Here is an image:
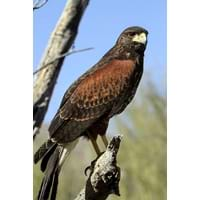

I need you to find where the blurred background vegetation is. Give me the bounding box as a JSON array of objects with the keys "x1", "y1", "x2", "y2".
[{"x1": 33, "y1": 78, "x2": 166, "y2": 200}]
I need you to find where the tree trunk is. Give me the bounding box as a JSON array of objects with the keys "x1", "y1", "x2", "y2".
[{"x1": 33, "y1": 0, "x2": 90, "y2": 139}]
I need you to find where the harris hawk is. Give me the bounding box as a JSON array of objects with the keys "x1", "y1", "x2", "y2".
[{"x1": 34, "y1": 26, "x2": 148, "y2": 200}]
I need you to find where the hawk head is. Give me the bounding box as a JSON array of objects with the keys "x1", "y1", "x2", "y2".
[{"x1": 116, "y1": 26, "x2": 148, "y2": 54}]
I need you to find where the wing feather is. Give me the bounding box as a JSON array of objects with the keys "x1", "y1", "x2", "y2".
[{"x1": 49, "y1": 59, "x2": 135, "y2": 139}]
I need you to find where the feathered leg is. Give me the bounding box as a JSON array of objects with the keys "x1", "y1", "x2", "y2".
[
  {"x1": 87, "y1": 132, "x2": 101, "y2": 155},
  {"x1": 101, "y1": 135, "x2": 109, "y2": 147}
]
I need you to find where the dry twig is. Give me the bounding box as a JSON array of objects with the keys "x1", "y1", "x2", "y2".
[
  {"x1": 33, "y1": 0, "x2": 48, "y2": 10},
  {"x1": 33, "y1": 47, "x2": 93, "y2": 75}
]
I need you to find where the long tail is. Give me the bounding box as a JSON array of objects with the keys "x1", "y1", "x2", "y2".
[{"x1": 34, "y1": 140, "x2": 78, "y2": 200}]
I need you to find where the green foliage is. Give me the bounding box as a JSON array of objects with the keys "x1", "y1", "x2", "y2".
[
  {"x1": 110, "y1": 81, "x2": 166, "y2": 200},
  {"x1": 33, "y1": 80, "x2": 166, "y2": 200}
]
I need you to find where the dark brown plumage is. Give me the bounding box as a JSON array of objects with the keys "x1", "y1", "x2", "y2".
[{"x1": 34, "y1": 26, "x2": 148, "y2": 200}]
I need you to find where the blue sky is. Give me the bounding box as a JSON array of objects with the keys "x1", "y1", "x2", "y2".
[{"x1": 34, "y1": 0, "x2": 166, "y2": 123}]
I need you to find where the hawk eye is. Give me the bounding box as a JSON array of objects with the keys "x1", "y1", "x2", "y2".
[{"x1": 128, "y1": 32, "x2": 135, "y2": 37}]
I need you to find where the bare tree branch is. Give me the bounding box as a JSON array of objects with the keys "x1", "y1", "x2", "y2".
[
  {"x1": 33, "y1": 0, "x2": 90, "y2": 139},
  {"x1": 74, "y1": 136, "x2": 122, "y2": 200},
  {"x1": 33, "y1": 0, "x2": 48, "y2": 10},
  {"x1": 33, "y1": 47, "x2": 93, "y2": 75}
]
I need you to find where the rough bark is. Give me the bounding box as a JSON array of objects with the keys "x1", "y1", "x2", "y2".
[
  {"x1": 33, "y1": 0, "x2": 90, "y2": 139},
  {"x1": 74, "y1": 136, "x2": 122, "y2": 200}
]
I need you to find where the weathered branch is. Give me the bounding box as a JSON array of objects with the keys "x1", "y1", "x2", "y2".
[
  {"x1": 33, "y1": 0, "x2": 90, "y2": 139},
  {"x1": 74, "y1": 136, "x2": 122, "y2": 200},
  {"x1": 33, "y1": 0, "x2": 48, "y2": 10},
  {"x1": 33, "y1": 47, "x2": 93, "y2": 75}
]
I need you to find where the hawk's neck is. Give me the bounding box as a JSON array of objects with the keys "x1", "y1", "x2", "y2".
[{"x1": 105, "y1": 45, "x2": 144, "y2": 61}]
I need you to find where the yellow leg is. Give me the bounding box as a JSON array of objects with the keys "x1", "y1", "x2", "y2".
[
  {"x1": 87, "y1": 132, "x2": 101, "y2": 156},
  {"x1": 101, "y1": 135, "x2": 108, "y2": 148}
]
